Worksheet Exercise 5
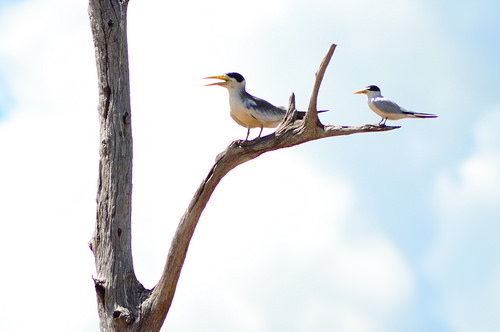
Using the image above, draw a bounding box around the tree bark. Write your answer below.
[88,0,151,330]
[88,2,398,330]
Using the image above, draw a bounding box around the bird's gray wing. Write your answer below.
[245,94,286,124]
[372,97,406,114]
[373,97,437,118]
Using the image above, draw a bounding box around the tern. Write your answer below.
[205,72,324,140]
[354,85,437,125]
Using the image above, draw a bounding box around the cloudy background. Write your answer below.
[0,0,499,331]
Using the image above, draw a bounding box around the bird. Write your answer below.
[204,72,323,140]
[353,85,437,126]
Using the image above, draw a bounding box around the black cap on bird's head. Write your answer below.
[226,72,245,83]
[353,85,381,95]
[365,85,380,92]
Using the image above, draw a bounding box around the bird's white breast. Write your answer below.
[228,92,263,128]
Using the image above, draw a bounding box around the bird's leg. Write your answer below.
[245,128,250,141]
[379,118,387,126]
[257,125,264,139]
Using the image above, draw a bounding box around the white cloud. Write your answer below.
[330,234,414,313]
[433,109,500,232]
[297,301,379,332]
[0,111,99,331]
[0,0,94,115]
[428,108,500,332]
[0,0,99,330]
[156,153,415,331]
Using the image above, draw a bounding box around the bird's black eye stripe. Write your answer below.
[226,72,245,82]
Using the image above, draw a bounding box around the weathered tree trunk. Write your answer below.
[88,0,150,330]
[88,1,398,330]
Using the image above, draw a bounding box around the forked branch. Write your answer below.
[142,44,399,330]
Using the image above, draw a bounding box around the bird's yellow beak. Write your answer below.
[203,75,229,86]
[353,89,367,95]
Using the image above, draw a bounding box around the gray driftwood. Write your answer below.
[88,0,399,330]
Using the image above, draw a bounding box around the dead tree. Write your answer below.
[88,0,398,330]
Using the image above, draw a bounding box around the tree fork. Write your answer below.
[143,60,399,328]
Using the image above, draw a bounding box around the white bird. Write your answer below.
[354,85,437,125]
[205,72,324,140]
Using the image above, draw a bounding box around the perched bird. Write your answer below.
[354,85,437,125]
[205,72,320,140]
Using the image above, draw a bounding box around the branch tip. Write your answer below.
[306,44,337,126]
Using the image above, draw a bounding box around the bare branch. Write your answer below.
[305,44,337,128]
[145,43,398,328]
[278,93,298,130]
[145,120,398,328]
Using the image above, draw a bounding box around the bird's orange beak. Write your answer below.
[353,89,367,95]
[203,75,229,86]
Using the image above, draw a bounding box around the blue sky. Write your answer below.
[0,0,499,331]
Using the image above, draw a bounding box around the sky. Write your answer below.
[0,0,499,331]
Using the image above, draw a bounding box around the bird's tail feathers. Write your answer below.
[404,111,438,119]
[296,109,329,119]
